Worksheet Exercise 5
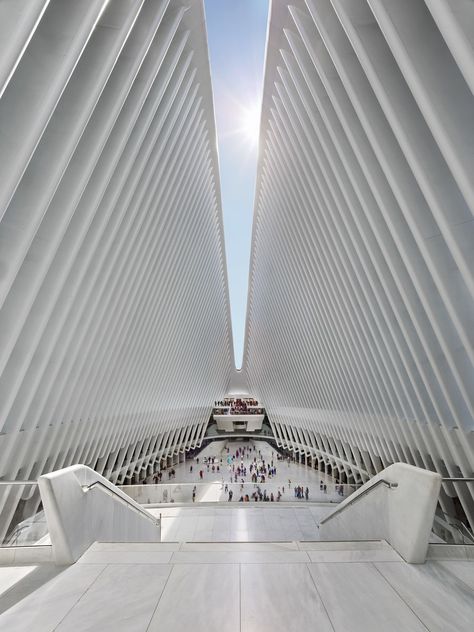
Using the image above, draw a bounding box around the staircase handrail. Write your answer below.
[319,478,398,526]
[83,480,160,527]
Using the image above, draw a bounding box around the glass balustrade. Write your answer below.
[431,479,474,546]
[119,481,361,505]
[0,482,49,547]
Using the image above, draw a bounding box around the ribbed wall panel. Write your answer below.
[244,0,474,523]
[0,0,233,536]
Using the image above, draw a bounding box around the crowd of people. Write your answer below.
[214,398,259,407]
[143,441,340,504]
[151,468,177,483]
[295,485,310,500]
[213,397,264,415]
[214,444,313,503]
[194,454,222,480]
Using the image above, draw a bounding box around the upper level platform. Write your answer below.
[212,395,265,432]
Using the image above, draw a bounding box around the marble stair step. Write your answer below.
[89,539,390,552]
[426,543,474,560]
[1,540,472,632]
[81,539,402,563]
[0,545,53,565]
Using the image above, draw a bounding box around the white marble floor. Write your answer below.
[139,440,339,542]
[2,441,471,629]
[150,504,333,541]
[146,439,342,503]
[0,540,473,632]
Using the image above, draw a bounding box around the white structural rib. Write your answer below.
[243,0,474,524]
[0,0,233,539]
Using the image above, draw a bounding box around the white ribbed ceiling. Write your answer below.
[243,0,474,524]
[0,0,233,525]
[0,0,473,534]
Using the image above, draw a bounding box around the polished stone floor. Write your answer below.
[139,439,337,541]
[151,504,333,541]
[146,439,341,503]
[1,440,472,629]
[0,540,473,631]
[140,440,340,541]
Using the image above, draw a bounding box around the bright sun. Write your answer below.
[239,104,261,147]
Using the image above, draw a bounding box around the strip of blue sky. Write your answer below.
[204,0,269,368]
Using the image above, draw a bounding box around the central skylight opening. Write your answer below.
[204,0,269,369]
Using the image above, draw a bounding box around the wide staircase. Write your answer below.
[0,440,473,631]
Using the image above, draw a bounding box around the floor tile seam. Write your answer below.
[79,560,172,565]
[371,559,406,564]
[305,562,336,632]
[371,562,431,631]
[171,561,243,565]
[178,539,303,544]
[144,562,174,632]
[307,557,399,564]
[91,546,179,552]
[178,544,299,550]
[170,560,309,564]
[228,559,311,566]
[51,563,109,632]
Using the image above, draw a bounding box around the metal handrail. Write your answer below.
[6,523,37,546]
[441,478,474,482]
[455,522,474,544]
[0,481,38,485]
[319,479,398,526]
[83,480,160,527]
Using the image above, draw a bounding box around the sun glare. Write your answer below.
[239,104,261,147]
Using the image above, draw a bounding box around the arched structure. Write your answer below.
[243,0,474,523]
[0,0,233,512]
[0,0,473,536]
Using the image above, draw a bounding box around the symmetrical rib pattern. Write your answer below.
[0,0,233,519]
[244,0,474,522]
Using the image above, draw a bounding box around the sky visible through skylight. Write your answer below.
[204,0,269,369]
